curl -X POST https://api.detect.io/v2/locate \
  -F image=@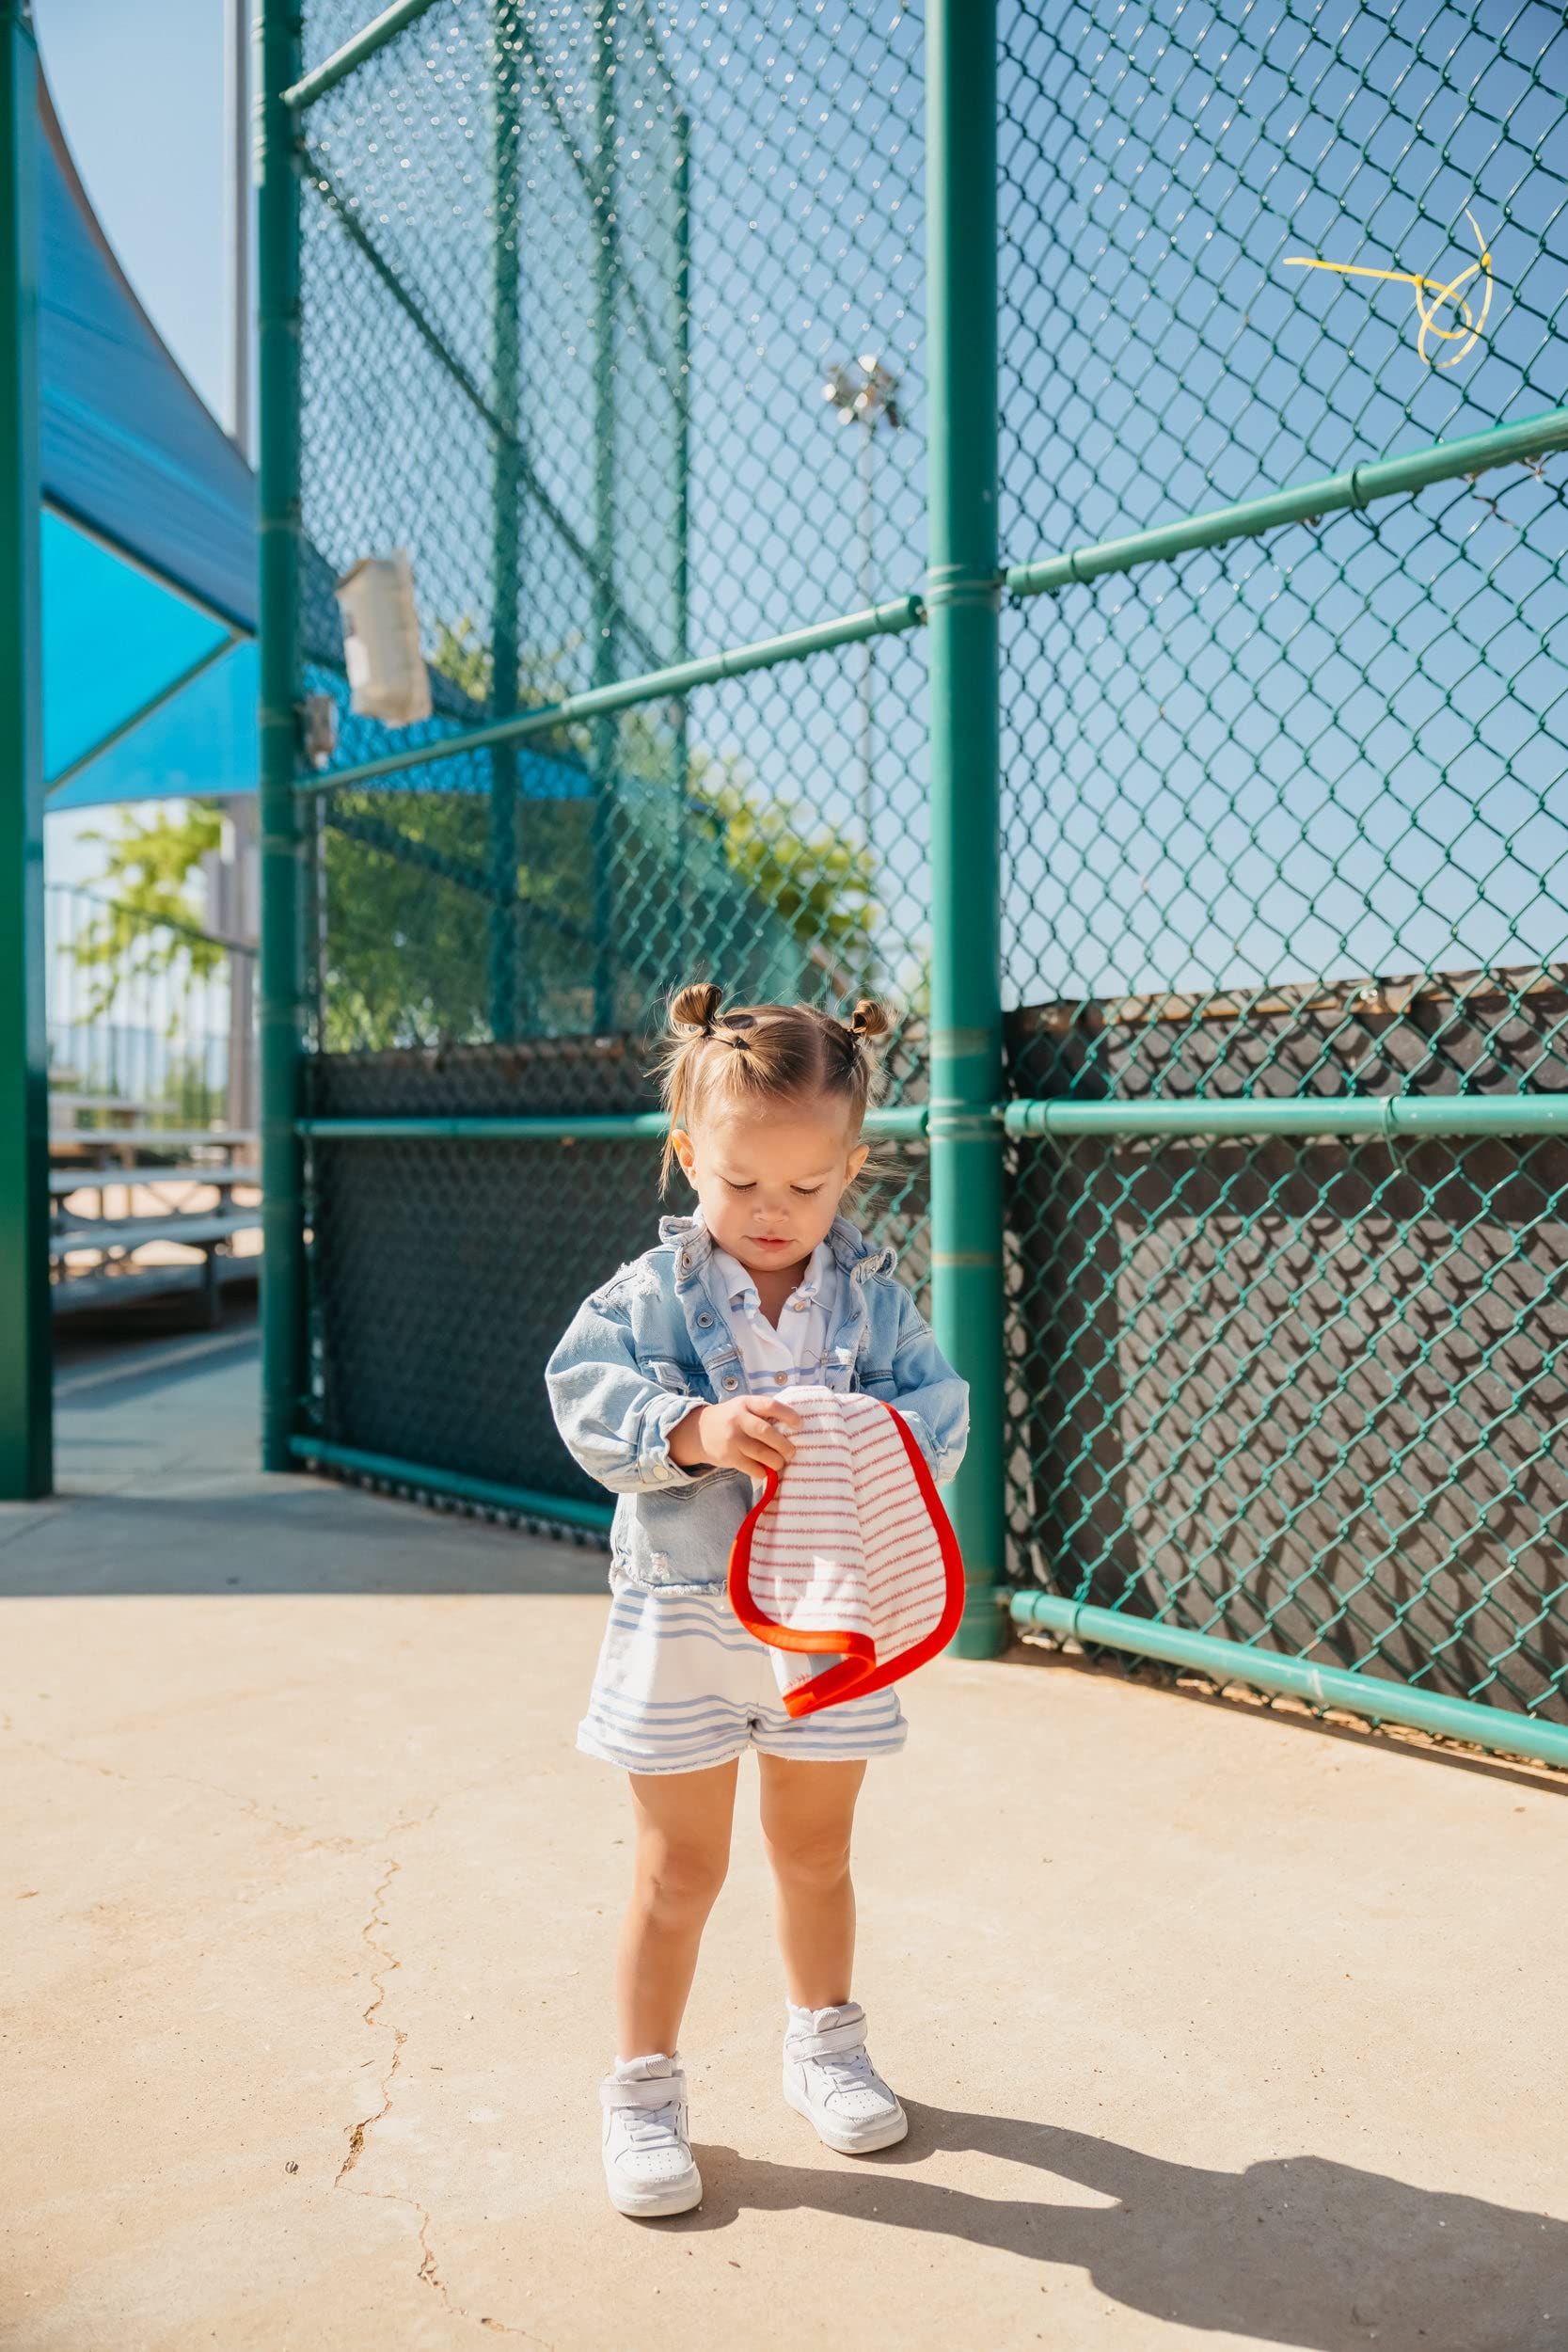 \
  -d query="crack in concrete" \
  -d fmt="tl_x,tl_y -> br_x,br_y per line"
335,1851 -> 408,2185
5,1710 -> 540,2339
333,1820 -> 542,2344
